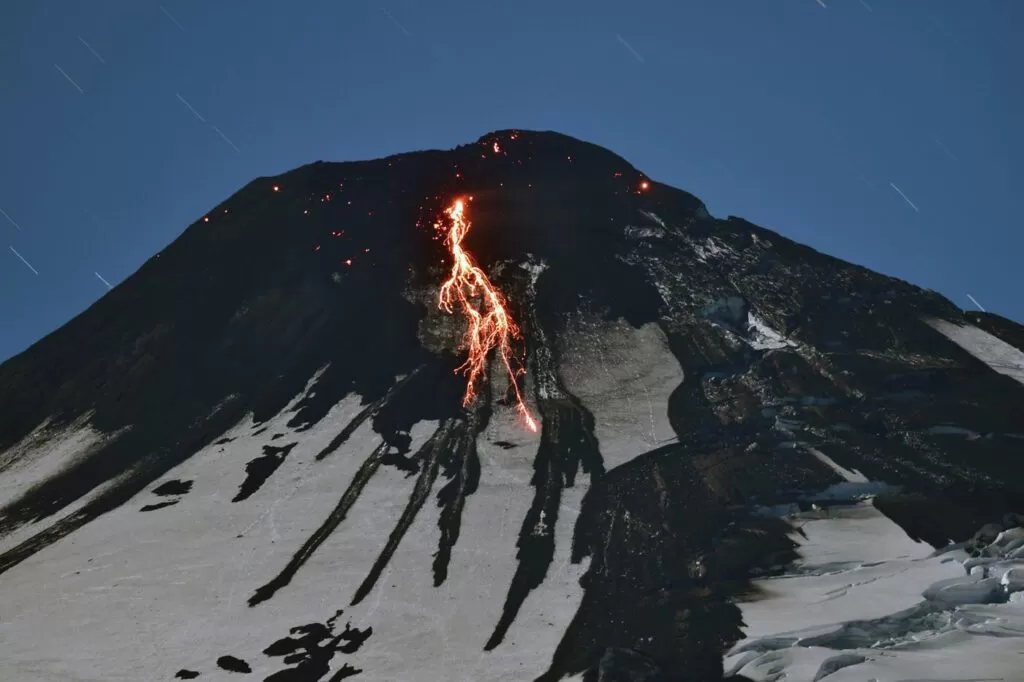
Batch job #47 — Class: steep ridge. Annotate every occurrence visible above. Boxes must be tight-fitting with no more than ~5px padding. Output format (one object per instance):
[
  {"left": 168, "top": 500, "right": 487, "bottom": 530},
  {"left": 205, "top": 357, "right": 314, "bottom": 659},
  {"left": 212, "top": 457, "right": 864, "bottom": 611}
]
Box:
[{"left": 1, "top": 129, "right": 1023, "bottom": 681}]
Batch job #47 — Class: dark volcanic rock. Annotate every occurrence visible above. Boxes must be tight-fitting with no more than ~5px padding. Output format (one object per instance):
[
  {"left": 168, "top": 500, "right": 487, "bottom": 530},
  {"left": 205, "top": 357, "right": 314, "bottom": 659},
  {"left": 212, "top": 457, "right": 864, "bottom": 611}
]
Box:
[
  {"left": 233, "top": 443, "right": 299, "bottom": 502},
  {"left": 261, "top": 608, "right": 370, "bottom": 682},
  {"left": 153, "top": 479, "right": 193, "bottom": 496},
  {"left": 139, "top": 499, "right": 179, "bottom": 512},
  {"left": 595, "top": 647, "right": 664, "bottom": 681},
  {"left": 217, "top": 655, "right": 252, "bottom": 674},
  {"left": 1, "top": 129, "right": 1023, "bottom": 680}
]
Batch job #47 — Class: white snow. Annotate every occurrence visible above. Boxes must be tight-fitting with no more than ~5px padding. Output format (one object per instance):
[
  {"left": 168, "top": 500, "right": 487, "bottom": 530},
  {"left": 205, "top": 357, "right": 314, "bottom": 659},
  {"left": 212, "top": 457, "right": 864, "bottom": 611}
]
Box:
[
  {"left": 557, "top": 316, "right": 682, "bottom": 468},
  {"left": 623, "top": 225, "right": 665, "bottom": 239},
  {"left": 698, "top": 297, "right": 795, "bottom": 351},
  {"left": 639, "top": 210, "right": 666, "bottom": 228},
  {"left": 747, "top": 312, "right": 795, "bottom": 351},
  {"left": 519, "top": 257, "right": 548, "bottom": 285},
  {"left": 927, "top": 318, "right": 1024, "bottom": 387},
  {"left": 803, "top": 446, "right": 868, "bottom": 484},
  {"left": 691, "top": 237, "right": 731, "bottom": 262},
  {"left": 728, "top": 502, "right": 1024, "bottom": 681},
  {"left": 0, "top": 418, "right": 134, "bottom": 556},
  {"left": 0, "top": 371, "right": 589, "bottom": 682},
  {"left": 0, "top": 416, "right": 124, "bottom": 511}
]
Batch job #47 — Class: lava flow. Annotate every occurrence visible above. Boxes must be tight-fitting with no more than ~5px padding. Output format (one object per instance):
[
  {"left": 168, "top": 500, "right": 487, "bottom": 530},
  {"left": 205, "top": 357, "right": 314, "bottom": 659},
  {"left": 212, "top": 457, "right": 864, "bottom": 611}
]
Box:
[{"left": 436, "top": 198, "right": 538, "bottom": 432}]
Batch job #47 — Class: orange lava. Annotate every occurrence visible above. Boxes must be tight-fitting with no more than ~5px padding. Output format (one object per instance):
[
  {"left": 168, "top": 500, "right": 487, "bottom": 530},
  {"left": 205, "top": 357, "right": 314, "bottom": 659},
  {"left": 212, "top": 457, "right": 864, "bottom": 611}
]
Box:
[{"left": 437, "top": 198, "right": 538, "bottom": 432}]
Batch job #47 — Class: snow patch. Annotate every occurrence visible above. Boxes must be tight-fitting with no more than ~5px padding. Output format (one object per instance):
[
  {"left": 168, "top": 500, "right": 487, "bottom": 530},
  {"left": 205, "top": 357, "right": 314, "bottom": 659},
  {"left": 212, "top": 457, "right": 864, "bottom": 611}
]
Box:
[
  {"left": 0, "top": 416, "right": 130, "bottom": 528},
  {"left": 557, "top": 316, "right": 682, "bottom": 469},
  {"left": 623, "top": 225, "right": 665, "bottom": 239},
  {"left": 519, "top": 257, "right": 548, "bottom": 286},
  {"left": 747, "top": 312, "right": 796, "bottom": 350},
  {"left": 927, "top": 318, "right": 1024, "bottom": 387},
  {"left": 638, "top": 210, "right": 666, "bottom": 228},
  {"left": 803, "top": 446, "right": 868, "bottom": 484},
  {"left": 0, "top": 418, "right": 99, "bottom": 509},
  {"left": 700, "top": 297, "right": 795, "bottom": 351},
  {"left": 691, "top": 237, "right": 731, "bottom": 262}
]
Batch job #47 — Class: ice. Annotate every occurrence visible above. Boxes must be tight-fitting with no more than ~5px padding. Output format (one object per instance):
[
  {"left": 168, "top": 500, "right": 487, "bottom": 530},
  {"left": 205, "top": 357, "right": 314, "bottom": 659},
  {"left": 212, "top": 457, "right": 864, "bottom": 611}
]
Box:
[{"left": 730, "top": 502, "right": 1024, "bottom": 681}]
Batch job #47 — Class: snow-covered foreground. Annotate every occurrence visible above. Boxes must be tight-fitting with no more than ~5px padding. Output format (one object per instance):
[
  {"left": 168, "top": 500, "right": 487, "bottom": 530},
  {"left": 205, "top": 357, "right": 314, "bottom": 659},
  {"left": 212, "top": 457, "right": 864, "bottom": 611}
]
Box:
[
  {"left": 727, "top": 502, "right": 1024, "bottom": 682},
  {"left": 0, "top": 375, "right": 589, "bottom": 681}
]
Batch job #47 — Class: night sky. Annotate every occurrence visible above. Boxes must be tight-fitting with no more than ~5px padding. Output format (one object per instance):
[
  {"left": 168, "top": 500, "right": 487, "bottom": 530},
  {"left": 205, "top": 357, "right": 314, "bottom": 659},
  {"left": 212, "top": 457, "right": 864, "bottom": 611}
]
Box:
[{"left": 1, "top": 0, "right": 1020, "bottom": 362}]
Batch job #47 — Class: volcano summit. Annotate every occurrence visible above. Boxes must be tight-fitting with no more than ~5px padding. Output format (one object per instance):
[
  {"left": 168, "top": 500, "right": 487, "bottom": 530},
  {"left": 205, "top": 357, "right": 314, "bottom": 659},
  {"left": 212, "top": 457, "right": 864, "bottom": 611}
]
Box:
[{"left": 1, "top": 130, "right": 1023, "bottom": 681}]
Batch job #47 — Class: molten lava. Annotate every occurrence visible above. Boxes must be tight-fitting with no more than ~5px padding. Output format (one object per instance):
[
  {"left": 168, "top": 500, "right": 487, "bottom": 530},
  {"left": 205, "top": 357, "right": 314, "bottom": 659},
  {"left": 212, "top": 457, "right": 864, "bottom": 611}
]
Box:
[{"left": 437, "top": 198, "right": 538, "bottom": 432}]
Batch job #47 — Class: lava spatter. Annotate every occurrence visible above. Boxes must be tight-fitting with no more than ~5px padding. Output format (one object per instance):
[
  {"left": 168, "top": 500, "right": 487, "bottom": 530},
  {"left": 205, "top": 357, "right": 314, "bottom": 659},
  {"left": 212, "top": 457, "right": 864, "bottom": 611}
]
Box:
[{"left": 436, "top": 198, "right": 537, "bottom": 432}]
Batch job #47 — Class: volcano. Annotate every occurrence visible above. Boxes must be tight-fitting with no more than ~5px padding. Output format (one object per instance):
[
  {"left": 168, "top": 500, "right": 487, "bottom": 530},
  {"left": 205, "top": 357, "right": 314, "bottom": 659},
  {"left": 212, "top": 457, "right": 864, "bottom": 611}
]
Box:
[{"left": 2, "top": 130, "right": 1023, "bottom": 682}]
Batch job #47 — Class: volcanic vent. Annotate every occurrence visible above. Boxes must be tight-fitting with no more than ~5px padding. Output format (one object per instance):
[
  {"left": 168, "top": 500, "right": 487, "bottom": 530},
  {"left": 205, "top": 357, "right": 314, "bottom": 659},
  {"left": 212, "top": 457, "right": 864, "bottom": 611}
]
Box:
[{"left": 1, "top": 129, "right": 1023, "bottom": 681}]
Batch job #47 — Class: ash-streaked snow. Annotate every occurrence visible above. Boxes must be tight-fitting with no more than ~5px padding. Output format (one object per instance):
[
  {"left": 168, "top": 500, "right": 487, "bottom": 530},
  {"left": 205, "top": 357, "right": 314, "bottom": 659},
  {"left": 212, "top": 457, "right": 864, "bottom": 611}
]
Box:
[{"left": 0, "top": 373, "right": 588, "bottom": 682}]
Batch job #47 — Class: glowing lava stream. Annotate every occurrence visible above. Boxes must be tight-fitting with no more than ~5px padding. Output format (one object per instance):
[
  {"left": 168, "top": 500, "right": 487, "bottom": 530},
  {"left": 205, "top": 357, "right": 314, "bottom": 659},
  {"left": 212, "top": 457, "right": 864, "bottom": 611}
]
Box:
[{"left": 437, "top": 198, "right": 538, "bottom": 432}]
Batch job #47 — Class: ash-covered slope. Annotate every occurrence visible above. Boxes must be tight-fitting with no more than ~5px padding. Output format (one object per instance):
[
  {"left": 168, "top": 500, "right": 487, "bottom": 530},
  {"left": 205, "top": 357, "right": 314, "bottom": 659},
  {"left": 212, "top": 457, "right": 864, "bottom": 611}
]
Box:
[{"left": 2, "top": 129, "right": 1023, "bottom": 682}]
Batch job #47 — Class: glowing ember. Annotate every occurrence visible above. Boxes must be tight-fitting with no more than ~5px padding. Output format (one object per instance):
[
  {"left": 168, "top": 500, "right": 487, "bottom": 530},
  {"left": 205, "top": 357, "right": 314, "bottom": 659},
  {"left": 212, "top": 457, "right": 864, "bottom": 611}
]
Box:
[{"left": 436, "top": 198, "right": 537, "bottom": 432}]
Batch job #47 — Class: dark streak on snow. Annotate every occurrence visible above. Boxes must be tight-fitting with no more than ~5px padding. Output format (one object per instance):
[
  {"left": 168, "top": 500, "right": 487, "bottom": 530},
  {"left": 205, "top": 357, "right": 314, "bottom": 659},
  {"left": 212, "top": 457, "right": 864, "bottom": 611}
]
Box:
[
  {"left": 249, "top": 441, "right": 388, "bottom": 607},
  {"left": 485, "top": 276, "right": 605, "bottom": 651},
  {"left": 139, "top": 499, "right": 179, "bottom": 512},
  {"left": 350, "top": 418, "right": 456, "bottom": 605},
  {"left": 233, "top": 442, "right": 299, "bottom": 503},
  {"left": 250, "top": 359, "right": 465, "bottom": 607},
  {"left": 153, "top": 479, "right": 192, "bottom": 496},
  {"left": 314, "top": 367, "right": 426, "bottom": 462},
  {"left": 432, "top": 392, "right": 488, "bottom": 587}
]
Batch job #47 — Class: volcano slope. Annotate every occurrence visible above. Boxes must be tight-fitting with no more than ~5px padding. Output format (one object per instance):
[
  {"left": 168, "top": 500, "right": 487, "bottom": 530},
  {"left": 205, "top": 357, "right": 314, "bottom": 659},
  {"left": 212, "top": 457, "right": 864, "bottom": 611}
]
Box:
[{"left": 1, "top": 130, "right": 1023, "bottom": 682}]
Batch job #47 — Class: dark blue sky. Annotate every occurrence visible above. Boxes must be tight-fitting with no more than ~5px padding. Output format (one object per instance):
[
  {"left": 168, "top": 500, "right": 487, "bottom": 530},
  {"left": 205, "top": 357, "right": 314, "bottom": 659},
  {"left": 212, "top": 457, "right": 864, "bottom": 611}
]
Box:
[{"left": 1, "top": 0, "right": 1020, "bottom": 362}]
